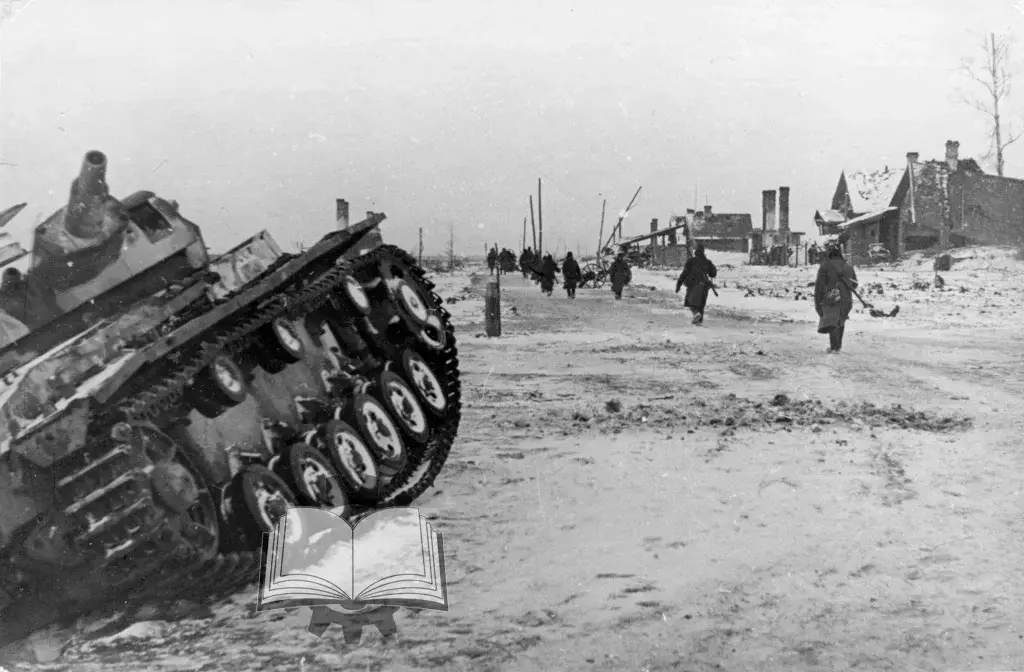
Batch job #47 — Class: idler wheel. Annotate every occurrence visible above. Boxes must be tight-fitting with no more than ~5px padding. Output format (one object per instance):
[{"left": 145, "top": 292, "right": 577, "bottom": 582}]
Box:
[
  {"left": 342, "top": 394, "right": 408, "bottom": 475},
  {"left": 318, "top": 419, "right": 380, "bottom": 502},
  {"left": 398, "top": 349, "right": 448, "bottom": 418},
  {"left": 151, "top": 462, "right": 200, "bottom": 514},
  {"left": 228, "top": 465, "right": 299, "bottom": 541},
  {"left": 191, "top": 354, "right": 249, "bottom": 418},
  {"left": 372, "top": 371, "right": 430, "bottom": 447},
  {"left": 273, "top": 443, "right": 349, "bottom": 509}
]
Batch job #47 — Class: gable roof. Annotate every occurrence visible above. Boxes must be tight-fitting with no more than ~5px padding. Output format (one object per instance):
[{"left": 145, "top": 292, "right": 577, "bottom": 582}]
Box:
[{"left": 842, "top": 167, "right": 905, "bottom": 214}]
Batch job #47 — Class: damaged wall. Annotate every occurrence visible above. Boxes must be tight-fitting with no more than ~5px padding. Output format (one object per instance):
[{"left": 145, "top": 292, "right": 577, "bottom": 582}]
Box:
[
  {"left": 948, "top": 172, "right": 1024, "bottom": 247},
  {"left": 894, "top": 163, "right": 1024, "bottom": 249}
]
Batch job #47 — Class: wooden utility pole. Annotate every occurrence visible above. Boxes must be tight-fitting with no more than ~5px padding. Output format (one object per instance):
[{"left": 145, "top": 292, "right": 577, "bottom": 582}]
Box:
[
  {"left": 537, "top": 178, "right": 543, "bottom": 255},
  {"left": 529, "top": 196, "right": 537, "bottom": 250},
  {"left": 418, "top": 227, "right": 423, "bottom": 266},
  {"left": 522, "top": 216, "right": 527, "bottom": 250},
  {"left": 597, "top": 199, "right": 606, "bottom": 257},
  {"left": 447, "top": 223, "right": 455, "bottom": 271},
  {"left": 602, "top": 186, "right": 642, "bottom": 252}
]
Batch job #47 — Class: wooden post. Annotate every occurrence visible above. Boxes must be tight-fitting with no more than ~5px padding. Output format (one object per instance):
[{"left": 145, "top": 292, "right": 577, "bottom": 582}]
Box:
[
  {"left": 486, "top": 244, "right": 501, "bottom": 337},
  {"left": 485, "top": 282, "right": 501, "bottom": 336},
  {"left": 418, "top": 228, "right": 423, "bottom": 266},
  {"left": 522, "top": 217, "right": 527, "bottom": 250},
  {"left": 529, "top": 196, "right": 537, "bottom": 250},
  {"left": 537, "top": 178, "right": 543, "bottom": 255},
  {"left": 597, "top": 199, "right": 606, "bottom": 257}
]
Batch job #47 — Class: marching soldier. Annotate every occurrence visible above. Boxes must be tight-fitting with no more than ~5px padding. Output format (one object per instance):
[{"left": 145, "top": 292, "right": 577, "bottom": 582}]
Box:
[
  {"left": 675, "top": 242, "right": 717, "bottom": 325},
  {"left": 814, "top": 240, "right": 858, "bottom": 353},
  {"left": 608, "top": 251, "right": 632, "bottom": 300},
  {"left": 561, "top": 252, "right": 581, "bottom": 299}
]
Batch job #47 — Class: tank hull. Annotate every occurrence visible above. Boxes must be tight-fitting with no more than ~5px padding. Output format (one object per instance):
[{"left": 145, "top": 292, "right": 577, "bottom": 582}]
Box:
[{"left": 0, "top": 206, "right": 461, "bottom": 649}]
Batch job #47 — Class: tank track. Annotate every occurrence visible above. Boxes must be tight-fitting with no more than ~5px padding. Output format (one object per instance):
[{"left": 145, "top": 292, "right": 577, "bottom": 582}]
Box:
[{"left": 3, "top": 244, "right": 460, "bottom": 640}]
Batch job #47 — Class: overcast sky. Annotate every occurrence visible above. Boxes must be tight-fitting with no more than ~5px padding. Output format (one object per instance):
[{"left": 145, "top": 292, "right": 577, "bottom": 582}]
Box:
[{"left": 1, "top": 0, "right": 1022, "bottom": 256}]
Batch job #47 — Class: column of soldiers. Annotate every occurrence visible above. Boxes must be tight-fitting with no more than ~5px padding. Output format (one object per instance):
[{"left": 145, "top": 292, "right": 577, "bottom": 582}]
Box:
[
  {"left": 492, "top": 237, "right": 858, "bottom": 350},
  {"left": 487, "top": 246, "right": 518, "bottom": 275}
]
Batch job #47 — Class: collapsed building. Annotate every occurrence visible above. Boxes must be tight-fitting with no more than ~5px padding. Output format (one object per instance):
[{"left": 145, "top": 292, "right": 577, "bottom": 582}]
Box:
[
  {"left": 815, "top": 140, "right": 1024, "bottom": 264},
  {"left": 748, "top": 187, "right": 805, "bottom": 266},
  {"left": 645, "top": 205, "right": 753, "bottom": 267}
]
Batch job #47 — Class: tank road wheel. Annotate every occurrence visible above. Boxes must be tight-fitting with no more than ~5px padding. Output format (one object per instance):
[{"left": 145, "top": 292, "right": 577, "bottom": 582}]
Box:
[
  {"left": 321, "top": 419, "right": 380, "bottom": 502},
  {"left": 228, "top": 466, "right": 298, "bottom": 544},
  {"left": 274, "top": 443, "right": 349, "bottom": 510},
  {"left": 373, "top": 370, "right": 430, "bottom": 446},
  {"left": 396, "top": 349, "right": 448, "bottom": 418},
  {"left": 191, "top": 354, "right": 249, "bottom": 418},
  {"left": 340, "top": 275, "right": 372, "bottom": 316},
  {"left": 413, "top": 311, "right": 448, "bottom": 352},
  {"left": 344, "top": 394, "right": 408, "bottom": 474},
  {"left": 256, "top": 318, "right": 306, "bottom": 373},
  {"left": 378, "top": 257, "right": 432, "bottom": 327}
]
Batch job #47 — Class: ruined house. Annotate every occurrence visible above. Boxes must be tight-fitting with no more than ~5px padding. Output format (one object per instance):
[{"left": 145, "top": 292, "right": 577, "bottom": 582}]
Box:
[
  {"left": 748, "top": 187, "right": 805, "bottom": 265},
  {"left": 646, "top": 205, "right": 752, "bottom": 266},
  {"left": 820, "top": 140, "right": 1024, "bottom": 263},
  {"left": 689, "top": 205, "right": 752, "bottom": 253}
]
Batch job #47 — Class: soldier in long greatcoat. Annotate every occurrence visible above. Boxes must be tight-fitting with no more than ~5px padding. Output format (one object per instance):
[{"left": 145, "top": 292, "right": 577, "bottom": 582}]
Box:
[
  {"left": 675, "top": 242, "right": 717, "bottom": 325},
  {"left": 814, "top": 241, "right": 858, "bottom": 353},
  {"left": 539, "top": 254, "right": 560, "bottom": 295},
  {"left": 561, "top": 252, "right": 581, "bottom": 299},
  {"left": 608, "top": 251, "right": 632, "bottom": 300}
]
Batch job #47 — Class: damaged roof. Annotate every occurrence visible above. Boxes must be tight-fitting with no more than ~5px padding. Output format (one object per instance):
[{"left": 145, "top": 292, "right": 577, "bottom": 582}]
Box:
[{"left": 842, "top": 168, "right": 905, "bottom": 214}]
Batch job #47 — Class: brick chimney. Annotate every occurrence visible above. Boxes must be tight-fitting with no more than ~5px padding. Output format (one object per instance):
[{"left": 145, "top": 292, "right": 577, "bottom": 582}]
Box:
[
  {"left": 945, "top": 140, "right": 959, "bottom": 172},
  {"left": 778, "top": 187, "right": 790, "bottom": 233},
  {"left": 762, "top": 190, "right": 777, "bottom": 231},
  {"left": 335, "top": 199, "right": 349, "bottom": 229},
  {"left": 703, "top": 205, "right": 712, "bottom": 216},
  {"left": 650, "top": 217, "right": 659, "bottom": 233}
]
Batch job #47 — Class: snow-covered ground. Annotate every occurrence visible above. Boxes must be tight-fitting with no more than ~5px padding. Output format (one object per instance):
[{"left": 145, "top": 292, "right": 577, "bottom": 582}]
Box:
[{"left": 6, "top": 246, "right": 1024, "bottom": 672}]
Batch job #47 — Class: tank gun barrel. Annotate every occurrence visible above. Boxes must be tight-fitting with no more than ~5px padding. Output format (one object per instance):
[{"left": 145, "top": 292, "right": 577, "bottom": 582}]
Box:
[{"left": 64, "top": 150, "right": 110, "bottom": 239}]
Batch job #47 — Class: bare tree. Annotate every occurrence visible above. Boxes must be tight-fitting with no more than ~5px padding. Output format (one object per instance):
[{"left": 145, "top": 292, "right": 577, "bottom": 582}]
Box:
[{"left": 960, "top": 31, "right": 1022, "bottom": 176}]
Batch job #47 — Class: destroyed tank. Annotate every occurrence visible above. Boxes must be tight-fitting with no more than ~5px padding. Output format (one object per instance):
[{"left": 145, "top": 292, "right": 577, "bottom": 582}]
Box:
[{"left": 0, "top": 150, "right": 461, "bottom": 645}]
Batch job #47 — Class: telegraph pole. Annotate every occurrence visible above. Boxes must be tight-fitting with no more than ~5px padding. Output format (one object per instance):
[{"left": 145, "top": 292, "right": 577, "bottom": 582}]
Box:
[
  {"left": 537, "top": 178, "right": 543, "bottom": 255},
  {"left": 529, "top": 196, "right": 537, "bottom": 250}
]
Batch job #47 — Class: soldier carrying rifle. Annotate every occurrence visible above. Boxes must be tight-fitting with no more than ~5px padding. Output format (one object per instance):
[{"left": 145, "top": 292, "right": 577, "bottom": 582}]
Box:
[{"left": 675, "top": 242, "right": 718, "bottom": 325}]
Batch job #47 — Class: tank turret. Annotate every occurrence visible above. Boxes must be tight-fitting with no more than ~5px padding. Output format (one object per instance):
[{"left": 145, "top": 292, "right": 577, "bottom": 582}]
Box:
[
  {"left": 0, "top": 150, "right": 209, "bottom": 354},
  {"left": 30, "top": 150, "right": 133, "bottom": 293}
]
